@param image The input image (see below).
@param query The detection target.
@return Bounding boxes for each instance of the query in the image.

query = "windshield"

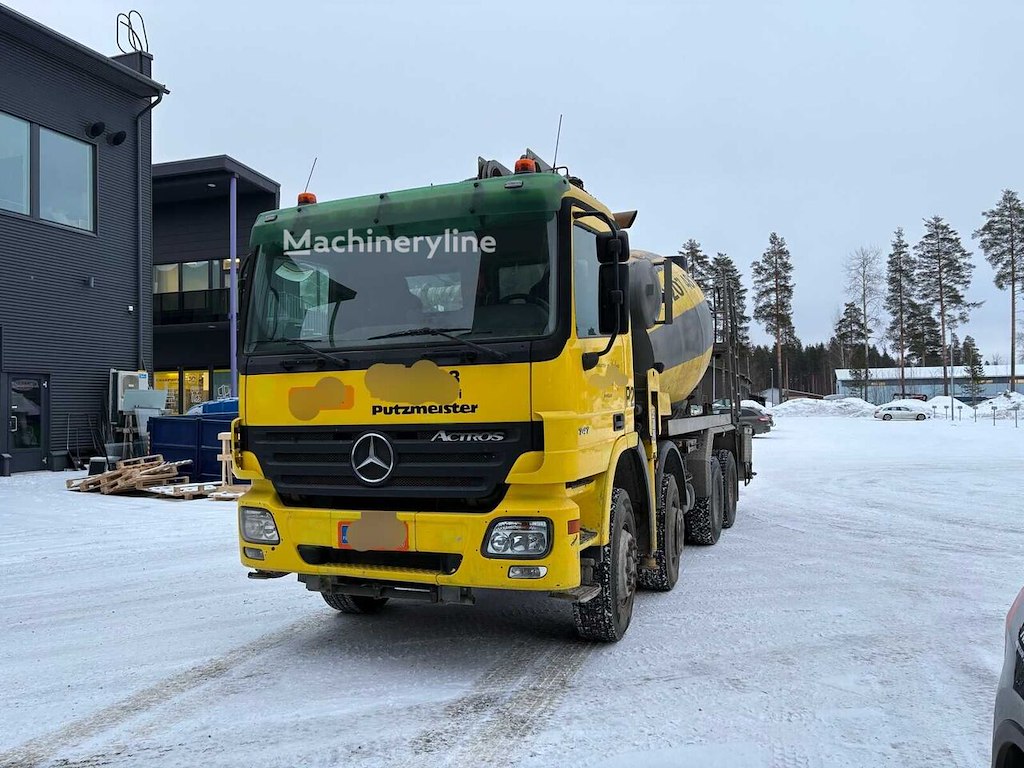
[245,212,557,353]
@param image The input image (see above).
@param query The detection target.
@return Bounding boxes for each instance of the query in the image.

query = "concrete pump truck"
[232,151,753,641]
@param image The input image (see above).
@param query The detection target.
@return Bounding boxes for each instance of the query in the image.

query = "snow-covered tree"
[973,189,1024,391]
[679,239,712,294]
[751,233,797,398]
[913,216,979,395]
[884,228,915,395]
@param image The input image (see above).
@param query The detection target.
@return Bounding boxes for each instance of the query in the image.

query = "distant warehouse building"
[835,366,1022,404]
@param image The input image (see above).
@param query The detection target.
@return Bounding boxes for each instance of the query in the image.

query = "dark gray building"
[0,5,167,472]
[152,156,279,413]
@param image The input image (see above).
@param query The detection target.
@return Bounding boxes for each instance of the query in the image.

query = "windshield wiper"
[367,327,508,361]
[280,339,350,369]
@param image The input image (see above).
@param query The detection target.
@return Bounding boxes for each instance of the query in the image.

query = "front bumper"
[238,480,583,591]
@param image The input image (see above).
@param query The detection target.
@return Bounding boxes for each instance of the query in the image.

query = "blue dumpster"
[149,414,238,483]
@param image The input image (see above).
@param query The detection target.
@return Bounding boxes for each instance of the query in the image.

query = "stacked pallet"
[65,455,192,495]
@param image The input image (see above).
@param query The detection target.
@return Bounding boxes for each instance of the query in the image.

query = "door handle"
[9,416,16,432]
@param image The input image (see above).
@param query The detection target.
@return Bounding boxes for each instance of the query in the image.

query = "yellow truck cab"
[233,151,753,641]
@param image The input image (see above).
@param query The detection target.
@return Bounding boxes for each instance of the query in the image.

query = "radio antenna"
[551,114,563,169]
[303,157,318,193]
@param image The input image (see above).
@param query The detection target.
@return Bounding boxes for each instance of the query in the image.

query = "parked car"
[993,586,1024,767]
[873,404,928,421]
[739,406,773,435]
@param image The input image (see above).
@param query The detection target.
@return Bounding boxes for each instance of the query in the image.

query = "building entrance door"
[7,374,48,472]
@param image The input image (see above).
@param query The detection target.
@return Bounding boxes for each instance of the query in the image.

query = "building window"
[0,112,30,215]
[182,261,211,292]
[154,371,180,414]
[154,264,180,293]
[182,370,209,412]
[39,127,95,230]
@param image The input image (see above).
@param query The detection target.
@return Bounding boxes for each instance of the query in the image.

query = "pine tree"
[709,252,751,348]
[847,345,870,401]
[751,233,797,399]
[884,228,915,395]
[905,299,942,367]
[959,335,985,402]
[832,302,870,398]
[973,189,1024,391]
[913,216,979,395]
[679,239,712,294]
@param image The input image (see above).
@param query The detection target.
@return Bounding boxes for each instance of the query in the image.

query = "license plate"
[338,519,409,551]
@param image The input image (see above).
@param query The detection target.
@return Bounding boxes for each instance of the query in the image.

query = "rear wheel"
[686,459,724,545]
[715,449,739,529]
[322,592,389,614]
[638,475,683,591]
[916,413,926,421]
[573,488,638,642]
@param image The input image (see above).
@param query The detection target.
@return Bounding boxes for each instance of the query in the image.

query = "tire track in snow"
[401,640,595,767]
[0,616,320,768]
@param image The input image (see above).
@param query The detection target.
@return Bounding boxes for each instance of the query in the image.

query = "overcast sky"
[14,0,1024,360]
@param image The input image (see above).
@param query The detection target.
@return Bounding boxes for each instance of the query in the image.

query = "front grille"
[297,545,462,574]
[247,422,542,512]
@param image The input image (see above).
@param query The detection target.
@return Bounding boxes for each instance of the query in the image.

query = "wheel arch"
[597,436,653,556]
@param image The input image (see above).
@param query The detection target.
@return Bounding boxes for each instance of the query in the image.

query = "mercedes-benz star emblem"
[350,432,395,485]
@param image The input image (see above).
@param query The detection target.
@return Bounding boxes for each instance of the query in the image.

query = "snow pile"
[880,398,932,413]
[741,399,771,414]
[976,390,1024,419]
[926,395,975,417]
[772,396,876,418]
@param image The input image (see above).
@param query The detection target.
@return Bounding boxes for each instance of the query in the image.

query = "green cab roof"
[250,172,570,250]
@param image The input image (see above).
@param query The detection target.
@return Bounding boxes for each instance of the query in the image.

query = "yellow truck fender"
[589,434,655,557]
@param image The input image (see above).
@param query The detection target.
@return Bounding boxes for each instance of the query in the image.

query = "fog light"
[508,566,547,579]
[243,547,265,560]
[484,519,550,558]
[240,507,280,544]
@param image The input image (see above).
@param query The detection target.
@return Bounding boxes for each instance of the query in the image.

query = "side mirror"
[596,230,630,264]
[597,263,630,335]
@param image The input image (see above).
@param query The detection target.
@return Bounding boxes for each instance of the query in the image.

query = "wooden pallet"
[145,481,221,501]
[66,458,193,495]
[207,484,248,501]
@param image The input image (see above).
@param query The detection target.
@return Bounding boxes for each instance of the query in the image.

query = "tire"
[322,591,389,614]
[916,413,926,421]
[573,488,638,642]
[686,459,723,546]
[638,475,683,592]
[882,413,892,421]
[715,449,739,530]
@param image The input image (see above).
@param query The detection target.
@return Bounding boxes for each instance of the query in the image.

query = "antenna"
[552,114,564,169]
[116,10,149,54]
[303,157,318,193]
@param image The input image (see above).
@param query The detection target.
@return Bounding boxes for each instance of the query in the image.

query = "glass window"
[182,261,211,292]
[573,225,603,338]
[211,370,234,400]
[154,264,180,294]
[0,112,29,215]
[39,128,94,230]
[183,370,209,413]
[154,371,180,414]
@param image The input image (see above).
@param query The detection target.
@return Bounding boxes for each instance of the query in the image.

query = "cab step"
[549,585,601,603]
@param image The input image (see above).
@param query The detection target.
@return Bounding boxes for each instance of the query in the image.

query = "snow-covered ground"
[1,417,1021,768]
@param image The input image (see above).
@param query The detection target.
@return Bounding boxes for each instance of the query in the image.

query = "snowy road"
[0,417,1021,767]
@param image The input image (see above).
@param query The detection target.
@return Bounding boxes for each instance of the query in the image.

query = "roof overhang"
[153,155,280,204]
[0,5,167,98]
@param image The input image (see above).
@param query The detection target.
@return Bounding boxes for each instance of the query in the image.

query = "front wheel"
[573,488,638,642]
[882,413,893,421]
[322,592,389,614]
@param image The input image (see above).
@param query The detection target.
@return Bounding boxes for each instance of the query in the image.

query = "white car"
[873,404,928,421]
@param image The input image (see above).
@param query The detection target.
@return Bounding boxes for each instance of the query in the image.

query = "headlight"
[484,519,551,559]
[240,507,280,544]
